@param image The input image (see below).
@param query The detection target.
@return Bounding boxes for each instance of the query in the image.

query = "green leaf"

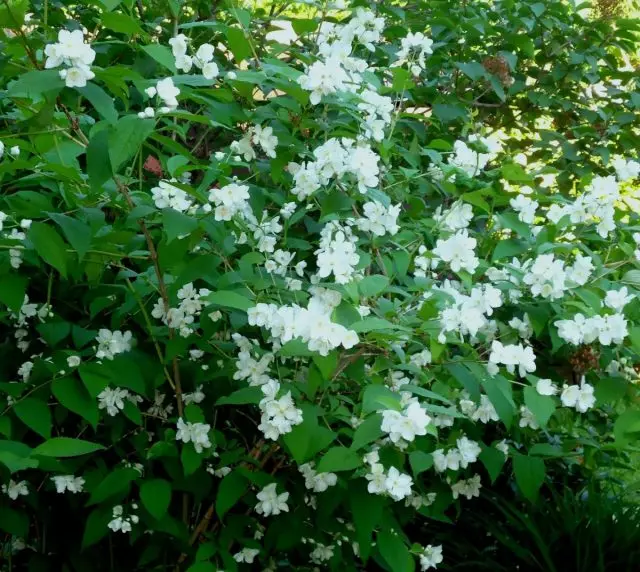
[102,11,145,35]
[456,61,487,80]
[76,83,118,124]
[350,414,384,451]
[523,386,556,428]
[82,508,111,549]
[14,397,52,439]
[350,481,384,562]
[282,410,336,464]
[181,444,202,476]
[0,507,29,537]
[163,208,198,243]
[0,274,27,312]
[433,103,467,123]
[501,163,533,183]
[206,290,253,311]
[29,222,68,277]
[350,317,405,333]
[216,386,262,406]
[479,446,506,483]
[312,353,338,380]
[481,375,516,428]
[216,470,248,519]
[409,450,433,477]
[88,468,138,505]
[52,376,99,428]
[316,446,362,473]
[377,529,414,572]
[7,69,64,98]
[358,275,389,297]
[109,115,155,172]
[362,385,401,414]
[87,129,113,192]
[225,27,252,62]
[492,239,529,261]
[48,213,92,260]
[140,479,171,520]
[33,437,104,457]
[141,44,177,72]
[513,453,545,502]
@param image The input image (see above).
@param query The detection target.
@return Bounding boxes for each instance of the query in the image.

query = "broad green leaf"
[88,468,138,505]
[225,27,252,62]
[350,481,384,562]
[456,61,487,80]
[102,11,145,35]
[0,507,29,537]
[29,222,68,277]
[140,479,172,520]
[481,375,516,428]
[141,44,176,72]
[312,353,338,380]
[362,385,401,413]
[358,275,389,297]
[181,444,202,476]
[283,410,336,464]
[351,317,406,333]
[479,446,506,483]
[33,437,104,458]
[52,376,99,428]
[206,290,253,311]
[523,386,556,428]
[492,239,529,261]
[513,453,545,502]
[350,414,383,451]
[7,69,64,98]
[0,274,27,312]
[48,213,92,260]
[409,450,433,476]
[109,115,155,172]
[14,397,52,439]
[87,129,113,192]
[76,83,118,124]
[316,446,362,473]
[216,471,248,519]
[163,208,198,243]
[377,529,414,572]
[501,163,533,183]
[82,508,111,549]
[216,386,262,406]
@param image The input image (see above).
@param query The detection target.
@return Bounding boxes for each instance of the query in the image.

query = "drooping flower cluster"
[315,221,361,284]
[255,483,289,516]
[248,289,359,355]
[175,418,212,453]
[365,451,414,502]
[107,504,139,533]
[432,436,482,473]
[45,29,95,87]
[151,179,193,212]
[231,125,278,160]
[169,34,220,80]
[555,312,628,346]
[257,380,303,440]
[488,341,536,376]
[299,463,338,493]
[356,201,401,236]
[151,283,211,337]
[381,402,432,446]
[94,329,133,360]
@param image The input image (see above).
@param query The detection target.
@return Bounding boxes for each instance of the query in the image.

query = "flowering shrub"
[1,0,640,570]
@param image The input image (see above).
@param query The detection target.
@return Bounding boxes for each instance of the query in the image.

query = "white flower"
[233,548,260,563]
[60,65,94,87]
[612,156,640,182]
[202,61,220,80]
[510,194,538,224]
[183,385,205,405]
[419,545,443,570]
[66,355,81,368]
[155,77,180,109]
[10,146,20,157]
[168,34,188,57]
[299,463,338,492]
[95,329,133,360]
[450,474,482,500]
[384,466,413,501]
[98,387,130,416]
[51,475,85,494]
[208,183,251,221]
[456,436,481,468]
[356,201,401,236]
[561,380,595,413]
[252,125,278,158]
[365,462,387,495]
[298,58,350,105]
[255,483,289,516]
[536,378,558,396]
[151,180,192,212]
[194,43,214,65]
[2,480,28,500]
[175,418,212,453]
[433,230,479,274]
[605,287,633,312]
[381,402,431,444]
[519,405,539,429]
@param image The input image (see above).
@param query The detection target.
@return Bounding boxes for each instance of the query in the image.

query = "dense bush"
[1,0,640,570]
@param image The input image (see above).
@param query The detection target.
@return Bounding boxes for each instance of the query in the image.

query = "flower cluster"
[45,29,95,87]
[94,329,133,360]
[169,34,220,80]
[107,504,139,533]
[151,283,210,337]
[175,419,212,453]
